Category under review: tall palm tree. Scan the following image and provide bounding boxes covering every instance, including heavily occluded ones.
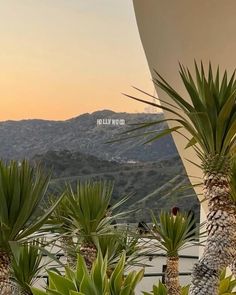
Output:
[123,62,236,294]
[0,160,61,294]
[151,211,197,295]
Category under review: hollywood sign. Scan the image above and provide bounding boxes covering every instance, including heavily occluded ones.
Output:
[96,118,126,126]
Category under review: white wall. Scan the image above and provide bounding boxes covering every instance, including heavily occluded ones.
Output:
[132,0,236,215]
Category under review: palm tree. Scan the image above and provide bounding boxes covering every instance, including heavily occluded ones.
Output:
[123,62,236,294]
[63,180,116,270]
[0,160,61,294]
[143,269,236,295]
[229,159,236,278]
[151,211,197,295]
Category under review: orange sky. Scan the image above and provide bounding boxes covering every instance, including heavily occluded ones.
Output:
[0,1,154,121]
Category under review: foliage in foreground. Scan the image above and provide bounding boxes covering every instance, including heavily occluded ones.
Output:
[50,179,132,269]
[0,160,62,294]
[142,270,236,295]
[31,251,144,295]
[10,241,46,295]
[219,269,236,294]
[0,160,61,250]
[142,281,189,295]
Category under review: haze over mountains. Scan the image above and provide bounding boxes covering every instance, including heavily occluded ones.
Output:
[0,110,199,221]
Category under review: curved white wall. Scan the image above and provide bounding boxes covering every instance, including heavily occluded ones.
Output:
[132,0,236,212]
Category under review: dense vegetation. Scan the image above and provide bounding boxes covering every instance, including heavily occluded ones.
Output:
[32,150,199,222]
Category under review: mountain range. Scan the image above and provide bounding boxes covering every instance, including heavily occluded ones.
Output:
[0,110,177,162]
[0,110,199,221]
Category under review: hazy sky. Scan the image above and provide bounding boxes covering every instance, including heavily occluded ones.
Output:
[0,0,153,121]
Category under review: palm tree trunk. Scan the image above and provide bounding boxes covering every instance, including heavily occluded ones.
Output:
[165,256,181,295]
[230,259,236,278]
[60,236,76,268]
[79,242,97,271]
[0,250,13,295]
[190,164,236,295]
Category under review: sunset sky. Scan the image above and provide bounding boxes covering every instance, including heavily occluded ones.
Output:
[0,0,154,121]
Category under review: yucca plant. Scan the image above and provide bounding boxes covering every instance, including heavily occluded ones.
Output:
[219,269,236,294]
[10,240,47,295]
[122,62,236,294]
[0,160,61,294]
[150,211,197,295]
[48,194,76,267]
[143,281,189,295]
[31,251,144,295]
[65,230,140,276]
[142,270,236,295]
[98,229,141,275]
[143,281,168,295]
[63,180,117,270]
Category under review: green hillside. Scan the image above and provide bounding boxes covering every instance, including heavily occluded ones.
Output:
[32,150,199,223]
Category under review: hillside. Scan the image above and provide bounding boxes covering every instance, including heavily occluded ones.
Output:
[0,110,177,162]
[1,110,199,221]
[32,150,199,222]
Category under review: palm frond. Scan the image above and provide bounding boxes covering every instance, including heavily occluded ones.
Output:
[65,180,113,240]
[10,240,50,294]
[151,211,199,256]
[61,180,131,244]
[121,62,236,165]
[0,160,62,250]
